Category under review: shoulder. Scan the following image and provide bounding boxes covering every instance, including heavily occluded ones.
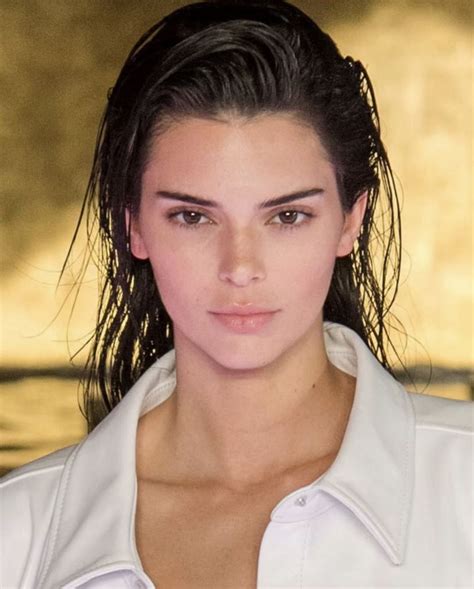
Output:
[407,391,472,490]
[407,393,472,541]
[0,443,77,522]
[1,444,78,523]
[0,444,79,587]
[1,444,76,487]
[408,390,473,435]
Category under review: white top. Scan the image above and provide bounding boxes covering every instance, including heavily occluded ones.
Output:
[1,322,472,589]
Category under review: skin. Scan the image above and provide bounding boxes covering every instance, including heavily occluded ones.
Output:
[128,113,367,490]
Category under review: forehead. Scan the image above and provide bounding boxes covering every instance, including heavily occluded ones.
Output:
[142,114,336,197]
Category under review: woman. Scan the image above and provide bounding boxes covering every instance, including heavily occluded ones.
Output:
[1,1,472,587]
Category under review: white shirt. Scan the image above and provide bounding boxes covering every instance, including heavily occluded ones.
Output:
[1,322,472,588]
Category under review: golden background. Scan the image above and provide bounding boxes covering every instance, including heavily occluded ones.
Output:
[1,0,472,473]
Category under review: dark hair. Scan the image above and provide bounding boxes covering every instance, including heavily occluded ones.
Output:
[65,0,404,432]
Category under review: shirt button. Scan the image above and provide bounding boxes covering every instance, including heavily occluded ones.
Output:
[295,495,307,507]
[134,580,146,589]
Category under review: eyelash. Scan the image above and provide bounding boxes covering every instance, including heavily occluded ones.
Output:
[166,208,315,232]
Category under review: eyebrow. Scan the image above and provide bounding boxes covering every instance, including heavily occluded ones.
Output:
[155,187,324,210]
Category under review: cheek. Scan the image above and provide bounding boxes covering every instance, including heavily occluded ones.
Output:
[281,243,338,332]
[146,244,210,317]
[293,250,337,310]
[278,231,339,287]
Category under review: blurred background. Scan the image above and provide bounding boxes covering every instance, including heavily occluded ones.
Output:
[1,0,472,475]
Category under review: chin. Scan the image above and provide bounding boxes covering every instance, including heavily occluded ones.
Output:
[200,336,291,373]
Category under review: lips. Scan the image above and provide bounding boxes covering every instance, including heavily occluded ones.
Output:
[209,304,280,334]
[210,304,277,316]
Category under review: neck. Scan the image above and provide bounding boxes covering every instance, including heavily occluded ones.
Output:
[137,323,355,490]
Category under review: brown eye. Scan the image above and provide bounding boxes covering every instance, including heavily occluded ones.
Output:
[278,211,299,224]
[166,208,214,230]
[269,209,314,230]
[182,211,203,224]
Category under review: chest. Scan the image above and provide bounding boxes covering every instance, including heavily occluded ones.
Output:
[134,480,287,588]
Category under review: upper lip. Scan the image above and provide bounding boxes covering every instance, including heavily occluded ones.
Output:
[210,304,277,316]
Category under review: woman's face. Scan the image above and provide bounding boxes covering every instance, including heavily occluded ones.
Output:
[129,114,366,370]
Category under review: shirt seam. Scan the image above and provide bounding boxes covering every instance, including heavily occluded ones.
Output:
[393,383,411,562]
[298,520,311,589]
[399,390,415,563]
[0,463,65,487]
[415,423,472,435]
[61,562,141,589]
[37,441,82,589]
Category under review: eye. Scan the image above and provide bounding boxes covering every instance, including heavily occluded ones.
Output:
[269,209,314,230]
[166,209,212,229]
[166,208,314,231]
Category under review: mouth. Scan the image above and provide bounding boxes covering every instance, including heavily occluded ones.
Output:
[210,304,278,316]
[209,310,278,334]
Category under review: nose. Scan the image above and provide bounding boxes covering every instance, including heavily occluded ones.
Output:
[217,228,266,286]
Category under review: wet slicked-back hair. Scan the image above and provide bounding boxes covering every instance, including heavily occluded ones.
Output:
[66,0,403,431]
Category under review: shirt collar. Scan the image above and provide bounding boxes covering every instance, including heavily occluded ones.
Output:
[314,323,414,565]
[37,322,415,587]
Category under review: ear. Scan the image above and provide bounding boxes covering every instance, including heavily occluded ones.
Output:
[125,207,149,260]
[336,191,368,257]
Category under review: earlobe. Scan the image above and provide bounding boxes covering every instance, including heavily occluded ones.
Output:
[125,208,149,260]
[336,191,368,257]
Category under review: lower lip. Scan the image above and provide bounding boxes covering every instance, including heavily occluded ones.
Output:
[211,312,277,334]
